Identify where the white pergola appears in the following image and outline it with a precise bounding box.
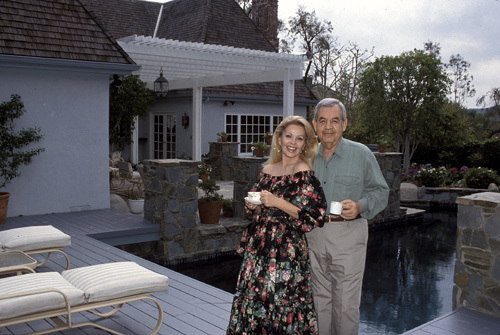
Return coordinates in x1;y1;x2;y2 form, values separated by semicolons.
117;35;308;161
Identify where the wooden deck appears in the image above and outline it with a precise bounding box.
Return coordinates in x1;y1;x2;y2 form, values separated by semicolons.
0;209;233;335
2;208;500;335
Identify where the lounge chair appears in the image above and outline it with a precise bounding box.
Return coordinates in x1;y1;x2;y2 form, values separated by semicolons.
0;261;169;334
0;225;71;270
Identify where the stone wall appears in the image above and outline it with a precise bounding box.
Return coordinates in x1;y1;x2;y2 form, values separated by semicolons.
207;142;239;180
141;159;248;264
373;152;403;225
401;183;492;208
454;192;500;316
233;156;268;218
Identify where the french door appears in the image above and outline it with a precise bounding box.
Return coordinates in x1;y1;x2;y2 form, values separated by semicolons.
152;114;176;159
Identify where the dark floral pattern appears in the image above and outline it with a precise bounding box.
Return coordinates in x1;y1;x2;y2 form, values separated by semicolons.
227;170;326;335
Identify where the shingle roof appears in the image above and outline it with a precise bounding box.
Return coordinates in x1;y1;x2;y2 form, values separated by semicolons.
81;0;315;101
158;0;276;52
0;0;134;64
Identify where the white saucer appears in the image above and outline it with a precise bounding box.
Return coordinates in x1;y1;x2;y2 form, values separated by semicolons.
244;197;262;205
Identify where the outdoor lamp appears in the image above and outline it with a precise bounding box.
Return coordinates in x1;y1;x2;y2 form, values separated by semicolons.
182;112;189;129
154;68;169;97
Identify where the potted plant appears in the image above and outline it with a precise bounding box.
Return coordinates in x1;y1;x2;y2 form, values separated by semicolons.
127;189;144;214
0;94;45;224
198;179;223;224
217;132;228;142
109;75;154;154
198;163;212;181
377;135;391;153
263;131;273;145
222;198;235;217
251;141;269;157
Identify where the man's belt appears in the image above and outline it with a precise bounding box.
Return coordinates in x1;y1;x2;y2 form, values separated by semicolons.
326;214;362;223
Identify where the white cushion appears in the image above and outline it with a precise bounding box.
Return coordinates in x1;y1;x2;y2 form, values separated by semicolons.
0;272;85;320
0;225;71;252
62;262;168;303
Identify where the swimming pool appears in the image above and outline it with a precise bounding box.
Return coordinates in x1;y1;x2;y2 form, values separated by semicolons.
169;209;457;334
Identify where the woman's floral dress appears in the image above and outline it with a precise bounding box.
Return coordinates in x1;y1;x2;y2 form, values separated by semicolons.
227;170;327;335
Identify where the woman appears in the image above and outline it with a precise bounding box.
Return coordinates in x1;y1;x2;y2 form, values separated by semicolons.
227;116;327;335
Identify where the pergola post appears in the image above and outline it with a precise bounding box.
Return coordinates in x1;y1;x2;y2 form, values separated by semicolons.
283;69;295;117
192;86;203;161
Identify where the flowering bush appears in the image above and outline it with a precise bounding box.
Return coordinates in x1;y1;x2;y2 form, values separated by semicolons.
263;132;273;140
463;167;500;189
198;163;212;176
402;163;469;187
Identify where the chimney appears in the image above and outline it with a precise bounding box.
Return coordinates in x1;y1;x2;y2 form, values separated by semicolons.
251;0;279;50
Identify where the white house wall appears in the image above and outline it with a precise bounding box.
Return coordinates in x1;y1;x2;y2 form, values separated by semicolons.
0;67;110;217
140;97;307;160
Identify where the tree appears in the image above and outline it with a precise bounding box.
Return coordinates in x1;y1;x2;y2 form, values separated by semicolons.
109;75;154;152
358;49;450;171
445;54;476;106
236;0;252;15
284;6;333;82
476;87;500;138
0;94;45;189
326;42;374;114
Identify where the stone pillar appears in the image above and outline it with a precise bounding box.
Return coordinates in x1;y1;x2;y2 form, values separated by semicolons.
372;152;404;224
207;141;239;180
142;159;199;259
233;156;267;218
454;192;500;316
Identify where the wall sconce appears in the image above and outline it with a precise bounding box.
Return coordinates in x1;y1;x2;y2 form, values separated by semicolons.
111;74;122;87
154;67;169;97
182;112;189;129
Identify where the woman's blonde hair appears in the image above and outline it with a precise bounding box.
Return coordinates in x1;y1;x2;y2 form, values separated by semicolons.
266;115;318;168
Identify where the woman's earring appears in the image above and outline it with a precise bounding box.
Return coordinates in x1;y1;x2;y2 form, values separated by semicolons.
274;145;281;153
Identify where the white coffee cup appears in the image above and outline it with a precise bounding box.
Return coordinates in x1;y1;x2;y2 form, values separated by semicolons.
330;201;343;215
248;192;261;202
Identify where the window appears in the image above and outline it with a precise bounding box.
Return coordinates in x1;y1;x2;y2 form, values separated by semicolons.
225;114;283;154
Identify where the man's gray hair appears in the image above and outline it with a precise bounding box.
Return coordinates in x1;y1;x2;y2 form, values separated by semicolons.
314;98;347;122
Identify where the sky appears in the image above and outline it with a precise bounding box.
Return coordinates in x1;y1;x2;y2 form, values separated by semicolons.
148;0;500;108
277;0;500;108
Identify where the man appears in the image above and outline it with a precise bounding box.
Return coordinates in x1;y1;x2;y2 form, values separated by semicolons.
306;98;389;335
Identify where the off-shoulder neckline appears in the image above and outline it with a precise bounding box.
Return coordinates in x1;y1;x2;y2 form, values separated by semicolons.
261;170;313;178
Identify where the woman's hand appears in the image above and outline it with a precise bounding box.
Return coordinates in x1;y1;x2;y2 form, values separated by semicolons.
245;201;259;211
260;190;278;208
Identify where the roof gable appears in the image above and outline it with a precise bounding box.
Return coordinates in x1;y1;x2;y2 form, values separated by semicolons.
0;0;134;64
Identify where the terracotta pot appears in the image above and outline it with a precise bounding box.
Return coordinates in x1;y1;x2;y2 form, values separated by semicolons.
377;144;387;153
265;138;272;145
198;200;222;224
199;173;209;181
0;192;11;224
221;136;228;142
255;149;266;157
223;210;234;218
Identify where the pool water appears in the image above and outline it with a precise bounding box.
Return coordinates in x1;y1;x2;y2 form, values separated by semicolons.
169;209;457;334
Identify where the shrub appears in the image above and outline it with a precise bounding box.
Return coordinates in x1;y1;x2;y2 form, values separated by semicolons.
464;167;500;189
198;179;223;202
402;164;468;188
416;165;448;187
